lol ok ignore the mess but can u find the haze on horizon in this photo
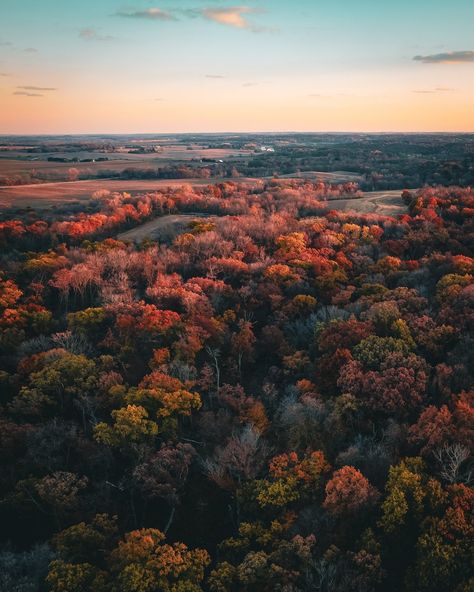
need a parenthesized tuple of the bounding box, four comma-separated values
(1, 0, 473, 134)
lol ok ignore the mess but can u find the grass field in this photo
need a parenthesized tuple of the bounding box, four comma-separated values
(118, 213, 217, 242)
(324, 190, 407, 215)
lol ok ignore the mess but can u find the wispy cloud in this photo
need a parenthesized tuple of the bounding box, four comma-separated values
(17, 85, 57, 91)
(200, 6, 267, 31)
(114, 5, 270, 32)
(115, 7, 176, 21)
(14, 91, 43, 97)
(413, 50, 474, 64)
(205, 74, 226, 79)
(79, 28, 114, 41)
(0, 41, 12, 46)
(242, 82, 258, 87)
(412, 87, 455, 94)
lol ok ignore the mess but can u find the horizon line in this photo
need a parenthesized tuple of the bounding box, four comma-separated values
(2, 130, 474, 137)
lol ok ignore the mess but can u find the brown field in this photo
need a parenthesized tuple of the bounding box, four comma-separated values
(0, 178, 247, 209)
(278, 170, 364, 182)
(0, 171, 406, 217)
(0, 146, 252, 176)
(118, 213, 217, 242)
(323, 190, 407, 216)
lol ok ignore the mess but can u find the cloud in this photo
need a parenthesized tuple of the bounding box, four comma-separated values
(413, 50, 474, 64)
(0, 41, 12, 46)
(14, 91, 42, 97)
(79, 28, 114, 41)
(113, 5, 271, 32)
(200, 6, 266, 31)
(412, 87, 455, 94)
(23, 47, 37, 53)
(0, 72, 10, 77)
(242, 82, 258, 87)
(17, 85, 57, 91)
(205, 74, 226, 79)
(116, 8, 176, 21)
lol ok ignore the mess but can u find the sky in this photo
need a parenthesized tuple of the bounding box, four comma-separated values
(0, 0, 473, 133)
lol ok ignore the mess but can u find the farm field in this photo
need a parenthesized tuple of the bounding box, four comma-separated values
(0, 144, 255, 186)
(0, 178, 254, 209)
(0, 145, 252, 165)
(0, 170, 367, 210)
(278, 170, 364, 182)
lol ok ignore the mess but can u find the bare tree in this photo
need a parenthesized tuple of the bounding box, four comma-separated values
(202, 425, 270, 490)
(433, 443, 472, 485)
(206, 346, 221, 396)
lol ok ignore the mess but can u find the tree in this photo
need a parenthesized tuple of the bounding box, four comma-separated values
(323, 466, 379, 516)
(10, 352, 99, 419)
(109, 528, 210, 592)
(52, 513, 119, 564)
(231, 320, 256, 376)
(203, 426, 270, 491)
(379, 458, 444, 535)
(94, 405, 159, 448)
(255, 450, 330, 508)
(0, 543, 55, 592)
(134, 443, 196, 532)
(46, 560, 109, 592)
(408, 485, 474, 592)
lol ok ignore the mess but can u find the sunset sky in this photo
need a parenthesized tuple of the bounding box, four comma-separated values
(1, 0, 473, 133)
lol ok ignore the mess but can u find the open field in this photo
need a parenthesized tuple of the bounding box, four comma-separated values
(0, 146, 252, 172)
(323, 190, 407, 216)
(118, 213, 217, 242)
(278, 170, 364, 182)
(0, 176, 406, 215)
(0, 178, 244, 209)
(0, 170, 369, 210)
(0, 145, 254, 187)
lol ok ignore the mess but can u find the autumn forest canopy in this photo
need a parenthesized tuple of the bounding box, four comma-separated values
(1, 0, 473, 584)
(0, 138, 473, 592)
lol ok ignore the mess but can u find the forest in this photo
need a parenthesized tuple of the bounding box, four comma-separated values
(0, 179, 473, 592)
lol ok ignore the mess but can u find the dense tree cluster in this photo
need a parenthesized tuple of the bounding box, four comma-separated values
(0, 180, 472, 591)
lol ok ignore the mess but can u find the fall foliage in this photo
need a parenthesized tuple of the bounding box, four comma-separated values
(0, 180, 472, 591)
